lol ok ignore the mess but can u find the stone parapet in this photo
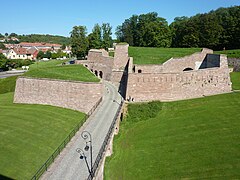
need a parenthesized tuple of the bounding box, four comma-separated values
(14, 77, 103, 113)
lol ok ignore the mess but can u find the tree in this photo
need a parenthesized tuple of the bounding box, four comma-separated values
(116, 12, 171, 47)
(61, 44, 66, 50)
(37, 51, 44, 59)
(102, 23, 112, 49)
(0, 43, 6, 50)
(88, 24, 102, 49)
(0, 53, 7, 70)
(70, 26, 89, 59)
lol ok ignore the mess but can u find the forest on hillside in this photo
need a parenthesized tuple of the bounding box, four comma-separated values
(116, 6, 240, 50)
(0, 33, 70, 45)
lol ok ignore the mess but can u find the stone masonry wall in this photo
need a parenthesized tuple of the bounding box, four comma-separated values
(113, 44, 129, 70)
(161, 48, 213, 73)
(126, 67, 231, 102)
(75, 50, 114, 81)
(14, 77, 103, 113)
(126, 54, 231, 102)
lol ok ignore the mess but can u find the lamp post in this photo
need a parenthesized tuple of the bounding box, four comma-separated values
(81, 131, 93, 171)
(76, 148, 93, 178)
(76, 131, 93, 178)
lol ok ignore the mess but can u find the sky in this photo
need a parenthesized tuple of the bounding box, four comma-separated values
(0, 0, 239, 38)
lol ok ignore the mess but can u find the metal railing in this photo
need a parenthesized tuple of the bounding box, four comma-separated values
(87, 99, 124, 180)
(31, 97, 102, 180)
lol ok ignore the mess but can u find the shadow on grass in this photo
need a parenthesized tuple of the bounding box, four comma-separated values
(0, 174, 14, 180)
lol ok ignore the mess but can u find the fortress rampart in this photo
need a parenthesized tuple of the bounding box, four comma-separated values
(126, 49, 232, 102)
(126, 67, 231, 102)
(14, 44, 233, 112)
(14, 77, 103, 113)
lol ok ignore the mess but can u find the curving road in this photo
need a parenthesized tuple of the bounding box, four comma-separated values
(41, 81, 122, 180)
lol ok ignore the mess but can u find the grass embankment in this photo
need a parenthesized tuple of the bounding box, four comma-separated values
(129, 47, 201, 64)
(105, 93, 240, 179)
(215, 49, 240, 58)
(0, 76, 18, 94)
(24, 60, 99, 82)
(231, 72, 240, 90)
(0, 76, 86, 179)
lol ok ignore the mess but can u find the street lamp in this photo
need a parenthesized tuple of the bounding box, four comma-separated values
(76, 131, 93, 178)
(76, 148, 93, 178)
(81, 131, 93, 170)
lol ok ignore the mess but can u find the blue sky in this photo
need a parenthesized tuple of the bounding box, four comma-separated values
(0, 0, 239, 38)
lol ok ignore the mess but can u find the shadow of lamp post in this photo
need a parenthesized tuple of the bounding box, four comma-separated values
(76, 131, 93, 178)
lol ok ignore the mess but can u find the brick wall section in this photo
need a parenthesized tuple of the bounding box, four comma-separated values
(14, 77, 103, 113)
(126, 55, 232, 102)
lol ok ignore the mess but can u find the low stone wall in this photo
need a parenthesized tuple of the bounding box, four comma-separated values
(161, 48, 213, 73)
(14, 77, 103, 113)
(126, 67, 232, 102)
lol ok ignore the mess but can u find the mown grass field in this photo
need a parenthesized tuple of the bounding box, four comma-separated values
(231, 72, 240, 90)
(0, 76, 86, 179)
(105, 92, 240, 179)
(24, 60, 99, 82)
(129, 47, 201, 64)
(215, 49, 240, 58)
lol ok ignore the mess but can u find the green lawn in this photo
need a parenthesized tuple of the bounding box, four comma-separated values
(0, 76, 86, 179)
(215, 49, 240, 58)
(129, 47, 201, 64)
(105, 93, 240, 179)
(24, 60, 99, 82)
(0, 76, 18, 94)
(231, 72, 240, 90)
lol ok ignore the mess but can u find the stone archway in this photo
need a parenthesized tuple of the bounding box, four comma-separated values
(99, 71, 103, 78)
(94, 70, 98, 76)
(183, 67, 193, 71)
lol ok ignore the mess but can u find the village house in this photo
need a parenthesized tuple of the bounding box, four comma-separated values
(5, 47, 38, 60)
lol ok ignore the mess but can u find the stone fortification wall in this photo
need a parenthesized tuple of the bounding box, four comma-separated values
(161, 48, 213, 73)
(113, 44, 129, 70)
(129, 48, 214, 74)
(14, 77, 103, 113)
(126, 54, 231, 102)
(133, 64, 163, 73)
(126, 67, 231, 102)
(228, 58, 240, 66)
(75, 50, 114, 81)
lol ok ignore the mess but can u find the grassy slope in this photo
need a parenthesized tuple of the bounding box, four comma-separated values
(24, 60, 99, 82)
(129, 47, 201, 64)
(105, 93, 240, 179)
(231, 72, 240, 90)
(0, 75, 86, 179)
(0, 76, 18, 94)
(215, 49, 240, 58)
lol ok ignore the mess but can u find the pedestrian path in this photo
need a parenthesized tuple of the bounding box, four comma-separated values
(41, 81, 122, 180)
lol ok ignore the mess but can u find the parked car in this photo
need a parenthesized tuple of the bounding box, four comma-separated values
(69, 60, 75, 64)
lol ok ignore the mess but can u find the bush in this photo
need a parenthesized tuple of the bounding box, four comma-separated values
(126, 101, 162, 122)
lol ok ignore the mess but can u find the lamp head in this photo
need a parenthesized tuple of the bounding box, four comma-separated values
(84, 145, 90, 151)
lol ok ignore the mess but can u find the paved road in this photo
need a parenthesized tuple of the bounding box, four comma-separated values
(0, 71, 25, 79)
(41, 81, 122, 180)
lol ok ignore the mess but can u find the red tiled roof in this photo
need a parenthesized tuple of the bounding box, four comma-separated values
(19, 42, 61, 47)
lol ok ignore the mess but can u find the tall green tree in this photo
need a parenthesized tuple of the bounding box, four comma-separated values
(70, 26, 89, 59)
(102, 23, 112, 49)
(116, 12, 171, 47)
(0, 53, 7, 70)
(88, 24, 102, 49)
